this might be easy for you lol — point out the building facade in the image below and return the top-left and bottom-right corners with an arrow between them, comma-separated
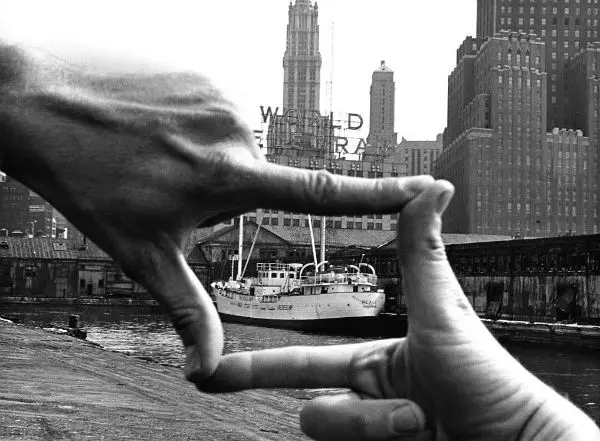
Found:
0,237 -> 209,299
477,0 -> 600,130
367,61 -> 397,148
392,134 -> 443,176
437,29 -> 599,237
0,175 -> 53,237
283,0 -> 322,112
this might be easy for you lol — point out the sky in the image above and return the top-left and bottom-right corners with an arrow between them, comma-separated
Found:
1,0 -> 477,142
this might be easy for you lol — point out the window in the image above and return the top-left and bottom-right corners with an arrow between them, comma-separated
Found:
283,218 -> 291,226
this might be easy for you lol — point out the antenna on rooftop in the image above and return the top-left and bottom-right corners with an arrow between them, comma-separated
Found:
327,21 -> 334,117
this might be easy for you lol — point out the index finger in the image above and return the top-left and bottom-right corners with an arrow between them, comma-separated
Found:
196,339 -> 401,392
247,161 -> 435,216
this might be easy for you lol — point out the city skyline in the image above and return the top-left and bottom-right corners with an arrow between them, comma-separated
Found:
1,0 -> 476,142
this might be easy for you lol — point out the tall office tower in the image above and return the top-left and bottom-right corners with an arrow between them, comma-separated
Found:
477,0 -> 600,130
438,32 -> 551,235
367,61 -> 397,148
282,0 -> 322,112
438,31 -> 597,236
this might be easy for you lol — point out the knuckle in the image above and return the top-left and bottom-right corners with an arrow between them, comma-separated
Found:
306,170 -> 340,207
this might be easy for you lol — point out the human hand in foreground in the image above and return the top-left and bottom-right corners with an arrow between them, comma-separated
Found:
203,181 -> 600,441
0,42 -> 433,382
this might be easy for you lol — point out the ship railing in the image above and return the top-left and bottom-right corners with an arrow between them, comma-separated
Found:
256,262 -> 298,272
300,272 -> 378,285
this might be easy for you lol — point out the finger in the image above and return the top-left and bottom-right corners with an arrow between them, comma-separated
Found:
396,180 -> 486,335
248,161 -> 434,215
113,236 -> 223,382
300,393 -> 428,441
196,339 -> 401,392
395,182 -> 556,439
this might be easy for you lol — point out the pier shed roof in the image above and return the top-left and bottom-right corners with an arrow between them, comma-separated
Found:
0,237 -> 110,261
377,234 -> 513,250
266,226 -> 395,249
194,222 -> 396,250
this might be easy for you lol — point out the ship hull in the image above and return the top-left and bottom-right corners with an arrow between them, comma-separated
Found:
218,311 -> 382,334
214,288 -> 386,335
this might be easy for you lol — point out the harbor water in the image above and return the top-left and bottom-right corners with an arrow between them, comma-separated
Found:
2,304 -> 599,423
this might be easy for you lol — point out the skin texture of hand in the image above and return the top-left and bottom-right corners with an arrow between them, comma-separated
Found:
0,42 -> 434,384
202,181 -> 600,441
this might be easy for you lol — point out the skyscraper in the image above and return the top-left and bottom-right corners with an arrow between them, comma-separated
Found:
367,60 -> 397,148
477,0 -> 600,130
282,0 -> 322,112
437,6 -> 599,237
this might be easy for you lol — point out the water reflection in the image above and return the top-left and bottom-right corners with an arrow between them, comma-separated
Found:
3,305 -> 599,421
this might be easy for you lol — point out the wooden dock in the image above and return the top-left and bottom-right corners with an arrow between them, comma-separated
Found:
0,320 -> 310,440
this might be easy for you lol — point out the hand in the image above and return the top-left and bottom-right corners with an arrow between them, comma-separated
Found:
202,181 -> 600,441
0,42 -> 433,382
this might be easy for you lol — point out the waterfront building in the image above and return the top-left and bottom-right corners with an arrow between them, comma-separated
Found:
194,219 -> 398,281
0,236 -> 208,298
0,175 -> 53,237
53,208 -> 85,242
367,61 -> 397,149
352,232 -> 600,324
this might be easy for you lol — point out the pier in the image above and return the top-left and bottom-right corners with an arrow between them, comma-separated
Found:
0,320 -> 309,440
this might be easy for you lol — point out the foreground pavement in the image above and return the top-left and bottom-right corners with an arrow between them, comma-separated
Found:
0,321 -> 308,440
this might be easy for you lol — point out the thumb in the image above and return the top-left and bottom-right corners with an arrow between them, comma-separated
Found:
113,235 -> 223,383
300,393 -> 429,441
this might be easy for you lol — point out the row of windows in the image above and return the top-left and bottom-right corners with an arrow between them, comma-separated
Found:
500,4 -> 598,14
499,0 -> 599,6
250,217 -> 389,230
258,209 -> 394,220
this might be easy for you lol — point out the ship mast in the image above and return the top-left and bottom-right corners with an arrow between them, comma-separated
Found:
321,21 -> 335,264
237,214 -> 244,280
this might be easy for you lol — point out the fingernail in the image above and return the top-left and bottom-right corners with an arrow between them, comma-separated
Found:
389,403 -> 424,435
436,190 -> 452,215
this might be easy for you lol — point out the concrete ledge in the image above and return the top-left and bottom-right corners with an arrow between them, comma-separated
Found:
482,319 -> 600,350
0,297 -> 159,307
0,321 -> 309,440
